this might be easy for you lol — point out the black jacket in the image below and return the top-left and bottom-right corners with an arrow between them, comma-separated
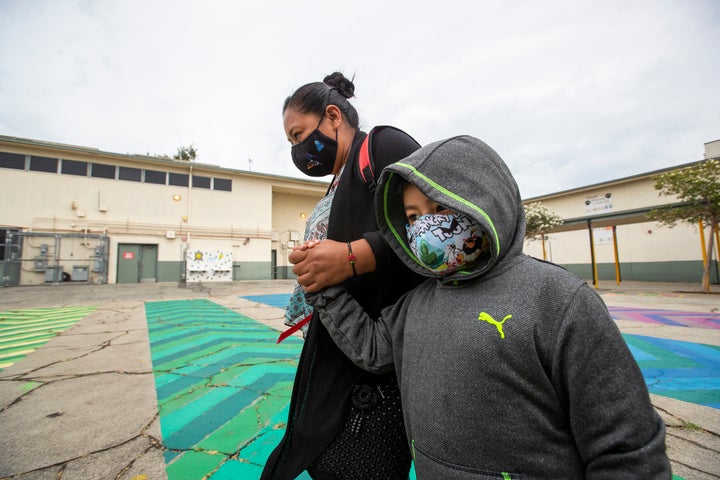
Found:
261,128 -> 421,479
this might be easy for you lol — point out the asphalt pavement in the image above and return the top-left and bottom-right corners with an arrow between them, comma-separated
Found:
0,279 -> 718,480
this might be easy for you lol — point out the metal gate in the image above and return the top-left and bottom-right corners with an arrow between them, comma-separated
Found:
0,228 -> 22,287
1,231 -> 109,286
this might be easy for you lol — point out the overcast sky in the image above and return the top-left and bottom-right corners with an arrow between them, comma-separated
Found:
1,0 -> 718,198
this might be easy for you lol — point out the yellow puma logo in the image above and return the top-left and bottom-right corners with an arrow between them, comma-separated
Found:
477,312 -> 512,339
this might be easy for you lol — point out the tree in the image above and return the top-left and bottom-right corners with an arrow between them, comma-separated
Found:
646,159 -> 720,293
173,145 -> 198,161
524,202 -> 564,260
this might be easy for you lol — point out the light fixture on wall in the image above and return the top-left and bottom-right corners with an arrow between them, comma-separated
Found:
300,212 -> 307,219
173,194 -> 182,201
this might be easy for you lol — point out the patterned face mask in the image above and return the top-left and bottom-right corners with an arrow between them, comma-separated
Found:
405,212 -> 488,275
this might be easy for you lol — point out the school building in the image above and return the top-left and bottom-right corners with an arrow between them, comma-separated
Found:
1,135 -> 718,287
0,135 -> 326,286
522,139 -> 720,285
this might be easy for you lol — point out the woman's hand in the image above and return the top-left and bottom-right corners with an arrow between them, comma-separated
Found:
290,239 -> 348,292
290,239 -> 376,292
292,239 -> 322,252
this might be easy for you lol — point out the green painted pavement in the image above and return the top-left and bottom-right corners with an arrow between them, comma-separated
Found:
0,306 -> 96,370
144,299 -> 309,479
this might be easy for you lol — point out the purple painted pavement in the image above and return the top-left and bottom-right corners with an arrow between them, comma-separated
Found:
607,306 -> 720,330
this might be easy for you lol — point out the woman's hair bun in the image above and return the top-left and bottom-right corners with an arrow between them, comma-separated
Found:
323,72 -> 355,99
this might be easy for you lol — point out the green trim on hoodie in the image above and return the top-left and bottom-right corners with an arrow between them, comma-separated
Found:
382,172 -> 417,261
384,162 -> 501,256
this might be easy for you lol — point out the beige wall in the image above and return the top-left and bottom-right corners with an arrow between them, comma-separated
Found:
527,176 -> 677,221
0,138 -> 326,284
524,222 -> 703,264
271,191 -> 322,270
705,140 -> 720,159
521,162 -> 714,279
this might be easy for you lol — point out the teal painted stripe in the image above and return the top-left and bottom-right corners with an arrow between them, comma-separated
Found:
145,299 -> 303,478
624,333 -> 720,409
228,364 -> 298,388
160,387 -> 240,438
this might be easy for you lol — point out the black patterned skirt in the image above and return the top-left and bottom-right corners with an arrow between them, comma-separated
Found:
307,375 -> 410,479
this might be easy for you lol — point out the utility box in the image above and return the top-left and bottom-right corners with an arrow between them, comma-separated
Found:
34,256 -> 47,271
72,265 -> 89,281
92,257 -> 103,272
45,266 -> 63,282
92,245 -> 104,272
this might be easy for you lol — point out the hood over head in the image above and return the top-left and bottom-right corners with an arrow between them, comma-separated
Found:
375,135 -> 525,283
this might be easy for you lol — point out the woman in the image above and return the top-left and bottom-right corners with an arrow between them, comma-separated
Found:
261,72 -> 421,480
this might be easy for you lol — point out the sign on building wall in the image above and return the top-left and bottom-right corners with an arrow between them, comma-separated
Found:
585,193 -> 613,214
186,249 -> 233,282
593,226 -> 614,245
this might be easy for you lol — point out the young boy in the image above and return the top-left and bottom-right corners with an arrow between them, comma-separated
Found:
305,136 -> 671,479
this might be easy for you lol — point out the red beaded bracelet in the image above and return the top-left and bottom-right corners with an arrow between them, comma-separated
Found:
347,241 -> 357,276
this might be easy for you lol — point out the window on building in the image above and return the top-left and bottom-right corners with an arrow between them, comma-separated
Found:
30,156 -> 58,173
118,166 -> 142,182
192,175 -> 211,189
91,163 -> 116,179
144,169 -> 167,184
0,152 -> 25,170
169,173 -> 189,187
213,178 -> 232,191
61,159 -> 88,176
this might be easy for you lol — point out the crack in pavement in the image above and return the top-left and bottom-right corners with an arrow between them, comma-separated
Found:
0,413 -> 165,480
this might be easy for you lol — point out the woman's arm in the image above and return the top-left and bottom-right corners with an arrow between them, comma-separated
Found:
290,238 -> 376,292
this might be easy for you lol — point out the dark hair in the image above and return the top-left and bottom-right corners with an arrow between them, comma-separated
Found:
283,72 -> 360,129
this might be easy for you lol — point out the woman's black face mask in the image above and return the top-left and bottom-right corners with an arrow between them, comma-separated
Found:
291,116 -> 338,177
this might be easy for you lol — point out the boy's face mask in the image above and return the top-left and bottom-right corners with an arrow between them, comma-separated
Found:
291,115 -> 338,177
405,212 -> 487,275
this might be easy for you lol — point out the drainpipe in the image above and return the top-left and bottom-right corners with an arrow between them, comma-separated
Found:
54,234 -> 61,285
183,165 -> 193,283
187,165 -> 193,231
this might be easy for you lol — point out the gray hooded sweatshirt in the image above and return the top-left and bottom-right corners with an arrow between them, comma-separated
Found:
307,136 -> 670,479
